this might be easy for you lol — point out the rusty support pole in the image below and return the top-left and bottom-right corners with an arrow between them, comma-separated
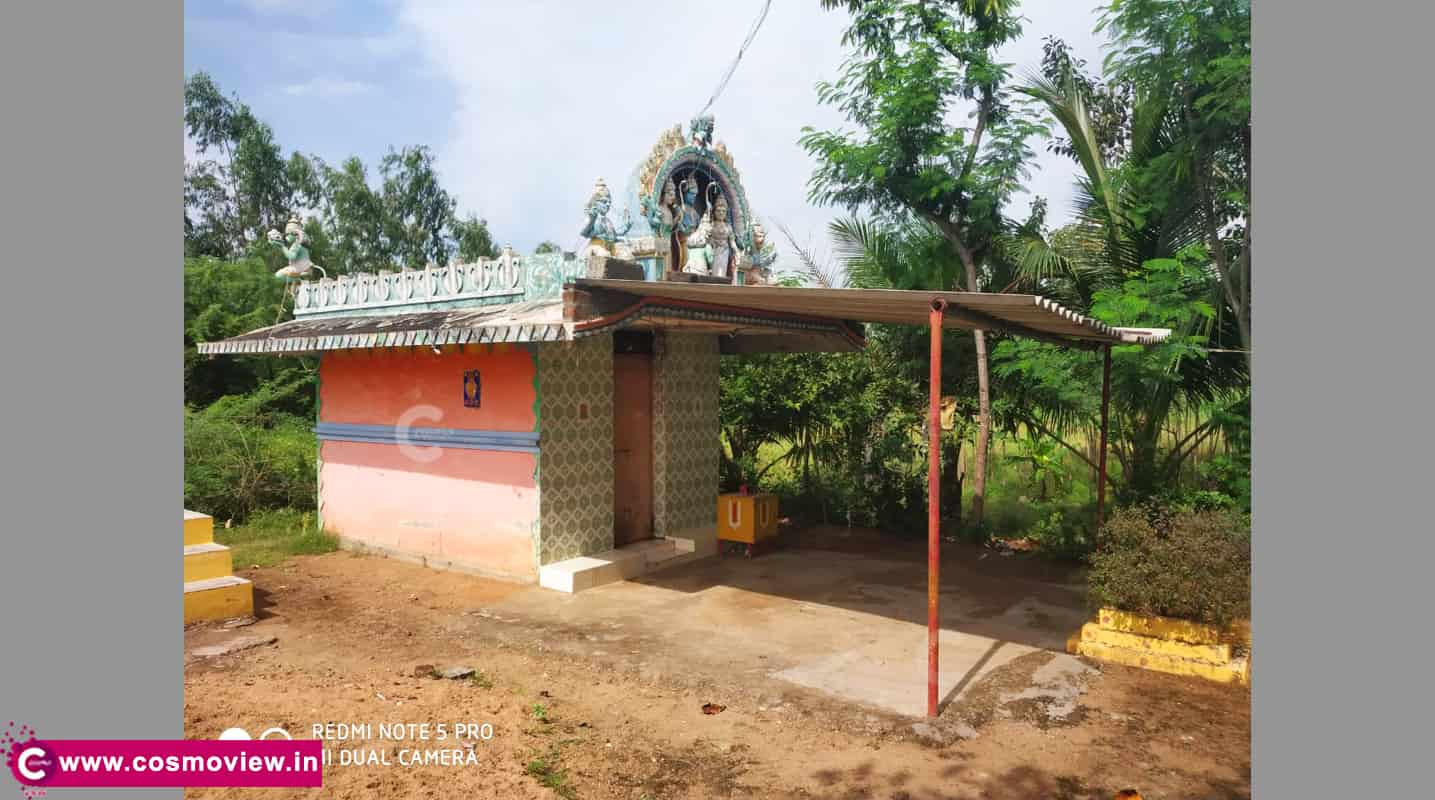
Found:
1095,344 -> 1112,535
927,299 -> 946,718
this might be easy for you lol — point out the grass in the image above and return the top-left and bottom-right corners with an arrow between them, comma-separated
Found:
525,750 -> 577,800
530,703 -> 550,723
469,670 -> 494,689
215,508 -> 338,569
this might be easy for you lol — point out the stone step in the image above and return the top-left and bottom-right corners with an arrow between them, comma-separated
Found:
184,575 -> 253,624
184,542 -> 234,583
184,510 -> 214,546
538,535 -> 712,594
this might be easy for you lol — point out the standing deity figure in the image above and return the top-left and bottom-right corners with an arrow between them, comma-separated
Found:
579,178 -> 632,256
672,175 -> 705,272
689,114 -> 715,149
706,193 -> 735,280
644,178 -> 679,237
268,214 -> 324,282
644,178 -> 685,275
745,222 -> 778,285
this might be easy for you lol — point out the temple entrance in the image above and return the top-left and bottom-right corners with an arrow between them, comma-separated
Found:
612,333 -> 655,546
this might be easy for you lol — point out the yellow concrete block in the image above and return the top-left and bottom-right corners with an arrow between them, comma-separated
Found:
1098,607 -> 1226,645
717,494 -> 778,545
184,510 -> 214,546
184,543 -> 234,583
1224,619 -> 1252,648
1078,640 -> 1250,686
184,576 -> 253,624
1081,622 -> 1232,664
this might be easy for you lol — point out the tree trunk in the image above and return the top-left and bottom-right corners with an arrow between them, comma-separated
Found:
944,436 -> 964,524
970,328 -> 991,523
955,244 -> 991,524
928,218 -> 993,526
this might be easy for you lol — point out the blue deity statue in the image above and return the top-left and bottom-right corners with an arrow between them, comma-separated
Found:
579,178 -> 632,254
676,176 -> 703,235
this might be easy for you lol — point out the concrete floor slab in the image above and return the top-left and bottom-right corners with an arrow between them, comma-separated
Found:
488,542 -> 1095,717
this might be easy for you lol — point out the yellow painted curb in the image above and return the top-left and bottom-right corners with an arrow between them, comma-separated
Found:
184,543 -> 234,583
184,510 -> 214,546
1081,623 -> 1232,664
1077,640 -> 1249,686
1099,607 -> 1231,645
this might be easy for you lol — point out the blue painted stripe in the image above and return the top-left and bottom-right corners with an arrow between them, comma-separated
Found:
314,422 -> 539,454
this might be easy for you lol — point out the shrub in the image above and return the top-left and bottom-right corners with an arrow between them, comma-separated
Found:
184,390 -> 316,522
1088,504 -> 1251,626
1021,502 -> 1096,561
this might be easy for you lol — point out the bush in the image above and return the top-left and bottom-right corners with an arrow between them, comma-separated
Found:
184,391 -> 316,522
1088,504 -> 1251,626
1021,502 -> 1097,561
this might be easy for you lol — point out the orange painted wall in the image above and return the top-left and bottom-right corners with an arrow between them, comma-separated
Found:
317,346 -> 541,581
319,345 -> 537,431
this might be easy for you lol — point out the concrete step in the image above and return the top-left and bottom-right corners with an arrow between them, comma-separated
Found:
184,575 -> 253,624
538,535 -> 712,594
184,542 -> 234,583
1074,639 -> 1250,685
184,510 -> 214,546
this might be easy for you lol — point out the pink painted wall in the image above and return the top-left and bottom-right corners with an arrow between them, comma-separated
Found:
320,345 -> 536,431
317,346 -> 540,581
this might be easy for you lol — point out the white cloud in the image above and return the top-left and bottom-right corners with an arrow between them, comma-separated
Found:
282,77 -> 373,99
396,0 -> 1107,269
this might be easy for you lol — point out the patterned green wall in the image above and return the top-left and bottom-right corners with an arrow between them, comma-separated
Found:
652,333 -> 721,536
537,334 -> 615,564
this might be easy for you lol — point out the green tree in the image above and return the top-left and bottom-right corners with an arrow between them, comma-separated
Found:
325,157 -> 392,274
533,241 -> 561,255
184,72 -> 296,255
801,0 -> 1044,523
454,215 -> 500,261
380,145 -> 458,267
1099,0 -> 1251,368
992,12 -> 1250,502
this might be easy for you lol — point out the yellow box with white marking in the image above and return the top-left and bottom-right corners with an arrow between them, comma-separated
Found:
717,493 -> 778,545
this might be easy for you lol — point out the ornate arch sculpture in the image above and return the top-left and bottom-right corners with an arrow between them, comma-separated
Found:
636,120 -> 755,275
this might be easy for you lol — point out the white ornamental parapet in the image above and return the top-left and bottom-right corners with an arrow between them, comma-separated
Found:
293,246 -> 527,316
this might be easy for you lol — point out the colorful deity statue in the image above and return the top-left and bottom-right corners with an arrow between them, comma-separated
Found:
579,178 -> 633,256
689,114 -> 715,149
744,221 -> 778,285
268,214 -> 324,282
643,178 -> 687,274
706,194 -> 735,279
670,175 -> 706,271
644,177 -> 679,236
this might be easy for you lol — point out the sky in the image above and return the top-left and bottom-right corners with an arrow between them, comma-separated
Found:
184,0 -> 1113,266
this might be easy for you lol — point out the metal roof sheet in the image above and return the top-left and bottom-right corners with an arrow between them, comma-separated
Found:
576,279 -> 1169,348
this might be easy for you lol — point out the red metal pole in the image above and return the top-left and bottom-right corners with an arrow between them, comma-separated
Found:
1095,345 -> 1112,536
927,300 -> 945,718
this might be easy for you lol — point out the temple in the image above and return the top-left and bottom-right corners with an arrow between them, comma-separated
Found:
198,116 -> 1164,593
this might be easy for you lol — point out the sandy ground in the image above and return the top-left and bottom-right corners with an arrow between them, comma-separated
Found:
184,531 -> 1250,799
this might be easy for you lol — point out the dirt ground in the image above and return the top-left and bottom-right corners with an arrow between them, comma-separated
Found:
184,530 -> 1250,799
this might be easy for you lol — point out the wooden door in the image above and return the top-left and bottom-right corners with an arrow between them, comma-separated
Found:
612,352 -> 654,546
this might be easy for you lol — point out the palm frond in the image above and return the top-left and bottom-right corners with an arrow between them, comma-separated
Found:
776,221 -> 846,289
